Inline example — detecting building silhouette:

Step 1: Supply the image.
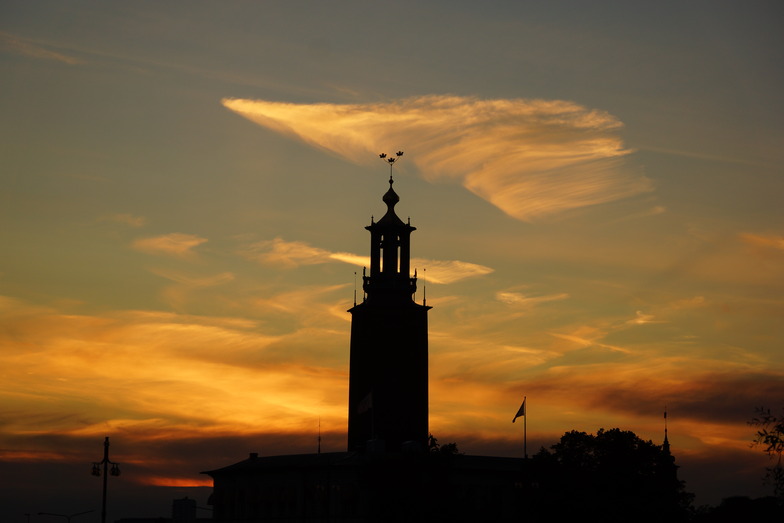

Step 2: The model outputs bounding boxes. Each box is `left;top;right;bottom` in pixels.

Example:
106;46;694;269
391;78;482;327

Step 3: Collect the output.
202;174;685;522
115;496;211;523
347;174;430;453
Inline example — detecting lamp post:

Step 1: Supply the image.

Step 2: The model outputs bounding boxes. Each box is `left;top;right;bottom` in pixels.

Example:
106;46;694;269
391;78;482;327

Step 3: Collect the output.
37;511;94;523
91;436;120;523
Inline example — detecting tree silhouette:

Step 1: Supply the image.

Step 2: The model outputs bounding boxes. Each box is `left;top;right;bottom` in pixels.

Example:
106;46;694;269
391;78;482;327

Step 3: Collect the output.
530;428;693;522
750;407;784;498
428;433;462;456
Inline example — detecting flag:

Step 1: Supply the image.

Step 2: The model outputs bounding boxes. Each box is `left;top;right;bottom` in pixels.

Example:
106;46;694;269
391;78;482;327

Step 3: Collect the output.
512;397;526;423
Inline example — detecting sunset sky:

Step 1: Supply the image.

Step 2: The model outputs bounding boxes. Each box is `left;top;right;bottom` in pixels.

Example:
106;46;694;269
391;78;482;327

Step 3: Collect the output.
2;1;783;519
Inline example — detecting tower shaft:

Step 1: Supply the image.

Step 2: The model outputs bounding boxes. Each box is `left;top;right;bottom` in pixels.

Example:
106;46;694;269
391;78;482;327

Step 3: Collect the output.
347;176;430;452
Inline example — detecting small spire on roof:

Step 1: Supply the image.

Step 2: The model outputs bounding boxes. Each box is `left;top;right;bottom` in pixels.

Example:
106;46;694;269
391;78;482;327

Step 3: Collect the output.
663;406;671;454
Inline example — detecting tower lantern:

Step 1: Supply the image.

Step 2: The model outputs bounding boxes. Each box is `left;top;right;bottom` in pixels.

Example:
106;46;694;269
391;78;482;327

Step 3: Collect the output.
363;174;417;304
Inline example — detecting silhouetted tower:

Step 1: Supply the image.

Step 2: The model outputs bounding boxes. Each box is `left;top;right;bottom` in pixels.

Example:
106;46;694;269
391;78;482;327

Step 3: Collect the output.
658;407;681;491
663;408;671;456
347;155;431;452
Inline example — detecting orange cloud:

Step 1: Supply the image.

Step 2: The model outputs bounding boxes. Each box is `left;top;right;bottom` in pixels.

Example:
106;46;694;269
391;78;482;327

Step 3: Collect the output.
740;232;784;251
0;298;348;441
0;31;82;65
496;291;569;307
132;233;208;258
222;95;651;221
626;310;666;325
0;449;73;462
412;258;494;284
242;238;338;268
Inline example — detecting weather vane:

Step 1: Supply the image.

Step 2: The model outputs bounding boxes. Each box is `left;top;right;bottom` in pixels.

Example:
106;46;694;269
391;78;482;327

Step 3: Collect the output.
378;151;404;181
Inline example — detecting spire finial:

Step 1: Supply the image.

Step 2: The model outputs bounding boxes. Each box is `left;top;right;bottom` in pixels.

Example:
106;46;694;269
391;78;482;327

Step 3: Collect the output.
663;406;671;454
664;406;668;437
379;151;404;181
423;267;427;306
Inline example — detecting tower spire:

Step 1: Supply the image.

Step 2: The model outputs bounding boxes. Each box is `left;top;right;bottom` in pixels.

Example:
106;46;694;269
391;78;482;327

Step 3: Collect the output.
663;406;671;454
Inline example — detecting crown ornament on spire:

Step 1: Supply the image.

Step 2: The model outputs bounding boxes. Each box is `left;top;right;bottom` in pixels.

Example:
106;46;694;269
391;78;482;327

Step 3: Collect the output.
379;151;404;181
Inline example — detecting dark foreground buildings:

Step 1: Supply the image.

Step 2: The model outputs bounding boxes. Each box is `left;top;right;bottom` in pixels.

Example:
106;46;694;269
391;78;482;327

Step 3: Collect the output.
204;450;528;522
203;173;686;522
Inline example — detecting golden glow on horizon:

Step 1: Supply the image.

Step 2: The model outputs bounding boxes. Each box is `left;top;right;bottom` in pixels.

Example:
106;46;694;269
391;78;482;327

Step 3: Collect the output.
143;477;214;487
0;297;348;440
4;285;771;457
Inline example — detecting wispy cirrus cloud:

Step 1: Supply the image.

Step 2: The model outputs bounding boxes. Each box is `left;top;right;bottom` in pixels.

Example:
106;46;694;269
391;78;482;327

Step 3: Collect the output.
548;330;632;354
413;258;494;284
222;95;652;221
240;237;492;284
496;290;569;307
0;31;82;65
740;232;784;251
626;310;666;325
148;267;235;288
132;233;208;258
241;238;348;268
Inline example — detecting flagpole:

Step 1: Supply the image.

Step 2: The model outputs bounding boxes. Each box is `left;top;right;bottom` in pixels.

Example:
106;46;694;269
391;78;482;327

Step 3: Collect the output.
512;396;527;458
523;396;527;459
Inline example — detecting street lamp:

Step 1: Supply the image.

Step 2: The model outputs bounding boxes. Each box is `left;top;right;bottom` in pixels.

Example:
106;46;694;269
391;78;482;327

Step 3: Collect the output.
91;436;120;523
37;511;94;523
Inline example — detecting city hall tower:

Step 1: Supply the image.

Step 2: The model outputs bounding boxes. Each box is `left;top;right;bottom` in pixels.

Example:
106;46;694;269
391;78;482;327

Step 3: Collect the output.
347;161;430;452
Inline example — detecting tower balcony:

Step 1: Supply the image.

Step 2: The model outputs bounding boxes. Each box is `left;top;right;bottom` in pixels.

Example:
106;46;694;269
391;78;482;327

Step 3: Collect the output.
362;274;418;304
